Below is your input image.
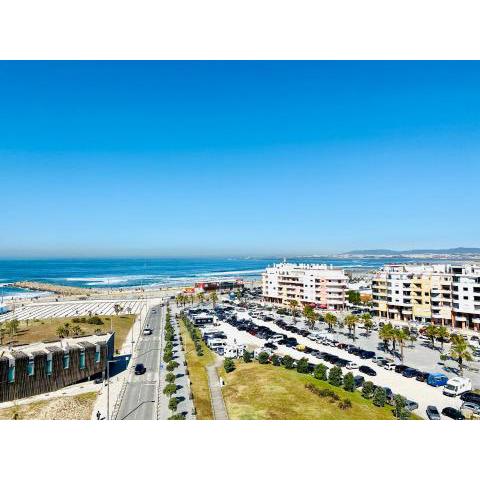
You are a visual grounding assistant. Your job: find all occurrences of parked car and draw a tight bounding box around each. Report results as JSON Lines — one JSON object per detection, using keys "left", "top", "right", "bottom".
{"left": 143, "top": 327, "right": 153, "bottom": 335}
{"left": 346, "top": 362, "right": 359, "bottom": 370}
{"left": 427, "top": 373, "right": 449, "bottom": 387}
{"left": 394, "top": 365, "right": 408, "bottom": 374}
{"left": 460, "top": 391, "right": 480, "bottom": 404}
{"left": 415, "top": 371, "right": 429, "bottom": 382}
{"left": 383, "top": 362, "right": 396, "bottom": 371}
{"left": 264, "top": 342, "right": 278, "bottom": 350}
{"left": 359, "top": 365, "right": 376, "bottom": 376}
{"left": 405, "top": 400, "right": 419, "bottom": 411}
{"left": 426, "top": 405, "right": 441, "bottom": 420}
{"left": 441, "top": 407, "right": 465, "bottom": 420}
{"left": 460, "top": 402, "right": 480, "bottom": 416}
{"left": 354, "top": 375, "right": 365, "bottom": 388}
{"left": 134, "top": 363, "right": 146, "bottom": 375}
{"left": 402, "top": 368, "right": 420, "bottom": 378}
{"left": 443, "top": 377, "right": 472, "bottom": 397}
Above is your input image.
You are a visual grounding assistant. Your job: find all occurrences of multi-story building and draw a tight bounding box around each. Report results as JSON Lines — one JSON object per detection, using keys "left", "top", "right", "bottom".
{"left": 0, "top": 332, "right": 114, "bottom": 403}
{"left": 262, "top": 262, "right": 348, "bottom": 310}
{"left": 372, "top": 264, "right": 480, "bottom": 330}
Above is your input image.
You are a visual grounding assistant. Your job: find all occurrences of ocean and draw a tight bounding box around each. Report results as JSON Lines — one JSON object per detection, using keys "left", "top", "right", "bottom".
{"left": 0, "top": 256, "right": 438, "bottom": 299}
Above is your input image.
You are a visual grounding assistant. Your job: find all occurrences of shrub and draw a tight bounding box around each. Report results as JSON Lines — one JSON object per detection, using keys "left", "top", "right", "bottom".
{"left": 163, "top": 350, "right": 174, "bottom": 363}
{"left": 328, "top": 366, "right": 343, "bottom": 387}
{"left": 168, "top": 413, "right": 186, "bottom": 420}
{"left": 361, "top": 381, "right": 375, "bottom": 399}
{"left": 257, "top": 352, "right": 270, "bottom": 364}
{"left": 243, "top": 350, "right": 253, "bottom": 363}
{"left": 343, "top": 372, "right": 355, "bottom": 392}
{"left": 224, "top": 358, "right": 236, "bottom": 373}
{"left": 168, "top": 397, "right": 179, "bottom": 412}
{"left": 338, "top": 399, "right": 352, "bottom": 410}
{"left": 163, "top": 383, "right": 177, "bottom": 397}
{"left": 393, "top": 394, "right": 410, "bottom": 420}
{"left": 166, "top": 361, "right": 179, "bottom": 372}
{"left": 373, "top": 387, "right": 387, "bottom": 407}
{"left": 296, "top": 357, "right": 310, "bottom": 374}
{"left": 165, "top": 372, "right": 176, "bottom": 383}
{"left": 313, "top": 363, "right": 328, "bottom": 381}
{"left": 282, "top": 355, "right": 295, "bottom": 369}
{"left": 271, "top": 354, "right": 281, "bottom": 366}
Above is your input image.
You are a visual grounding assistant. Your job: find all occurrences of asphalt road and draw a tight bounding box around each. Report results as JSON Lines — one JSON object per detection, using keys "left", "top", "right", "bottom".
{"left": 117, "top": 305, "right": 164, "bottom": 420}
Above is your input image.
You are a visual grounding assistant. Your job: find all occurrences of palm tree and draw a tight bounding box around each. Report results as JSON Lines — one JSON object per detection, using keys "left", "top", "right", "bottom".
{"left": 0, "top": 324, "right": 7, "bottom": 345}
{"left": 449, "top": 335, "right": 474, "bottom": 376}
{"left": 196, "top": 292, "right": 205, "bottom": 304}
{"left": 288, "top": 300, "right": 299, "bottom": 321}
{"left": 424, "top": 324, "right": 438, "bottom": 349}
{"left": 6, "top": 318, "right": 20, "bottom": 339}
{"left": 113, "top": 304, "right": 122, "bottom": 316}
{"left": 435, "top": 326, "right": 450, "bottom": 351}
{"left": 362, "top": 313, "right": 374, "bottom": 335}
{"left": 324, "top": 312, "right": 337, "bottom": 332}
{"left": 56, "top": 325, "right": 68, "bottom": 338}
{"left": 344, "top": 314, "right": 359, "bottom": 341}
{"left": 394, "top": 328, "right": 409, "bottom": 362}
{"left": 209, "top": 291, "right": 218, "bottom": 308}
{"left": 379, "top": 323, "right": 394, "bottom": 350}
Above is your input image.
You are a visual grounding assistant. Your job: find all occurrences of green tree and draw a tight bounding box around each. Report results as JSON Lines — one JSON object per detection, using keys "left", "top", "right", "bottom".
{"left": 165, "top": 372, "right": 176, "bottom": 383}
{"left": 436, "top": 326, "right": 450, "bottom": 351}
{"left": 282, "top": 355, "right": 295, "bottom": 369}
{"left": 243, "top": 350, "right": 253, "bottom": 363}
{"left": 168, "top": 397, "right": 179, "bottom": 412}
{"left": 271, "top": 354, "right": 281, "bottom": 366}
{"left": 224, "top": 357, "right": 236, "bottom": 373}
{"left": 166, "top": 361, "right": 179, "bottom": 372}
{"left": 257, "top": 351, "right": 270, "bottom": 364}
{"left": 372, "top": 387, "right": 387, "bottom": 407}
{"left": 163, "top": 383, "right": 177, "bottom": 397}
{"left": 347, "top": 290, "right": 361, "bottom": 305}
{"left": 361, "top": 381, "right": 375, "bottom": 399}
{"left": 168, "top": 413, "right": 186, "bottom": 420}
{"left": 328, "top": 366, "right": 343, "bottom": 387}
{"left": 313, "top": 363, "right": 328, "bottom": 381}
{"left": 343, "top": 372, "right": 355, "bottom": 392}
{"left": 56, "top": 325, "right": 68, "bottom": 338}
{"left": 296, "top": 357, "right": 310, "bottom": 374}
{"left": 379, "top": 322, "right": 394, "bottom": 350}
{"left": 209, "top": 291, "right": 218, "bottom": 307}
{"left": 449, "top": 334, "right": 474, "bottom": 375}
{"left": 362, "top": 313, "right": 374, "bottom": 334}
{"left": 71, "top": 325, "right": 83, "bottom": 336}
{"left": 394, "top": 328, "right": 409, "bottom": 363}
{"left": 163, "top": 350, "right": 174, "bottom": 363}
{"left": 424, "top": 324, "right": 438, "bottom": 348}
{"left": 288, "top": 299, "right": 299, "bottom": 321}
{"left": 324, "top": 312, "right": 337, "bottom": 332}
{"left": 393, "top": 394, "right": 410, "bottom": 419}
{"left": 345, "top": 314, "right": 359, "bottom": 341}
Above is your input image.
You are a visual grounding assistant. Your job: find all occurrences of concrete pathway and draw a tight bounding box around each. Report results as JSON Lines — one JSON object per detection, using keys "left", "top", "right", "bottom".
{"left": 207, "top": 357, "right": 229, "bottom": 420}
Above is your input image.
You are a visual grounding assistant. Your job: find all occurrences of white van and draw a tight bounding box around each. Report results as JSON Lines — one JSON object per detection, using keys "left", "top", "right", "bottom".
{"left": 443, "top": 377, "right": 472, "bottom": 397}
{"left": 271, "top": 334, "right": 284, "bottom": 343}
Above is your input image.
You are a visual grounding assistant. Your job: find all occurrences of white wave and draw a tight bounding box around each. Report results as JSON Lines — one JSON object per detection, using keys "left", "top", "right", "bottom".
{"left": 193, "top": 269, "right": 264, "bottom": 277}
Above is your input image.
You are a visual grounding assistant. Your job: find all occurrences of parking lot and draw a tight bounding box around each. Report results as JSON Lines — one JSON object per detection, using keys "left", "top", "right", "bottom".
{"left": 206, "top": 299, "right": 480, "bottom": 419}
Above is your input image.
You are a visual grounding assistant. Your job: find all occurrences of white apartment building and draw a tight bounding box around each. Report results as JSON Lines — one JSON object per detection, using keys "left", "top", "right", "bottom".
{"left": 262, "top": 262, "right": 348, "bottom": 310}
{"left": 372, "top": 263, "right": 480, "bottom": 330}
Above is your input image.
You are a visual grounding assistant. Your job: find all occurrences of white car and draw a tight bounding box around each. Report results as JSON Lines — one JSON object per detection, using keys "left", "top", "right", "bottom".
{"left": 383, "top": 362, "right": 396, "bottom": 370}
{"left": 346, "top": 362, "right": 358, "bottom": 370}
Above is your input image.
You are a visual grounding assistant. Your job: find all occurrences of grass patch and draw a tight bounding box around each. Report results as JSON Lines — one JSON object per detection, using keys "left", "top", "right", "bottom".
{"left": 219, "top": 362, "right": 419, "bottom": 420}
{"left": 2, "top": 315, "right": 135, "bottom": 352}
{"left": 179, "top": 318, "right": 216, "bottom": 419}
{"left": 0, "top": 392, "right": 97, "bottom": 420}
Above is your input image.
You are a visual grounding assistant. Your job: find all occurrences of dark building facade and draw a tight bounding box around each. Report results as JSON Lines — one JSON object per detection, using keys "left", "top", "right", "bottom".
{"left": 0, "top": 333, "right": 114, "bottom": 403}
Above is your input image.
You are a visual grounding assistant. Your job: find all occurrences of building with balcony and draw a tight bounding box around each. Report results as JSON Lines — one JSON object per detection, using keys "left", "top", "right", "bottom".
{"left": 262, "top": 262, "right": 348, "bottom": 310}
{"left": 0, "top": 332, "right": 114, "bottom": 403}
{"left": 372, "top": 264, "right": 480, "bottom": 330}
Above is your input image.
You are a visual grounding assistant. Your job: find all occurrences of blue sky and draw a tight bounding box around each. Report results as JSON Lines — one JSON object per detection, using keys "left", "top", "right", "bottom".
{"left": 1, "top": 61, "right": 480, "bottom": 257}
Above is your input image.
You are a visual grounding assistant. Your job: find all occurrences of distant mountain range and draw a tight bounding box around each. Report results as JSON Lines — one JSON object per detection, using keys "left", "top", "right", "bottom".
{"left": 340, "top": 247, "right": 480, "bottom": 257}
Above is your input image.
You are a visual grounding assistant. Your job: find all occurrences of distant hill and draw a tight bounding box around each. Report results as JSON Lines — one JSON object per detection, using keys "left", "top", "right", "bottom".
{"left": 343, "top": 247, "right": 480, "bottom": 256}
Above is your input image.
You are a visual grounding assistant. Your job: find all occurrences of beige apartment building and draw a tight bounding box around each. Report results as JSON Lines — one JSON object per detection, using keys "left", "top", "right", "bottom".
{"left": 262, "top": 262, "right": 348, "bottom": 310}
{"left": 372, "top": 264, "right": 480, "bottom": 330}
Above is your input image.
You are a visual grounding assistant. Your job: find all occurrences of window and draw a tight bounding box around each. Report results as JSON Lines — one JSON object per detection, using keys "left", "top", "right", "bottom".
{"left": 46, "top": 358, "right": 53, "bottom": 376}
{"left": 95, "top": 346, "right": 101, "bottom": 364}
{"left": 63, "top": 354, "right": 70, "bottom": 369}
{"left": 79, "top": 350, "right": 86, "bottom": 369}
{"left": 27, "top": 359, "right": 35, "bottom": 376}
{"left": 7, "top": 365, "right": 15, "bottom": 383}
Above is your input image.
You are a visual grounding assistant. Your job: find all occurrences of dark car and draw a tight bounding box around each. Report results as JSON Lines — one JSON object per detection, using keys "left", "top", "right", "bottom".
{"left": 460, "top": 391, "right": 480, "bottom": 405}
{"left": 359, "top": 351, "right": 376, "bottom": 359}
{"left": 394, "top": 365, "right": 408, "bottom": 374}
{"left": 442, "top": 407, "right": 465, "bottom": 420}
{"left": 402, "top": 368, "right": 420, "bottom": 378}
{"left": 359, "top": 365, "right": 377, "bottom": 376}
{"left": 405, "top": 399, "right": 419, "bottom": 411}
{"left": 134, "top": 363, "right": 146, "bottom": 375}
{"left": 426, "top": 405, "right": 441, "bottom": 420}
{"left": 264, "top": 342, "right": 278, "bottom": 350}
{"left": 354, "top": 375, "right": 365, "bottom": 388}
{"left": 416, "top": 371, "right": 429, "bottom": 382}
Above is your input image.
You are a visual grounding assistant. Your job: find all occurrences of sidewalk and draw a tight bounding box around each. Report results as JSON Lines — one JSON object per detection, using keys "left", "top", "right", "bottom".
{"left": 207, "top": 357, "right": 229, "bottom": 420}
